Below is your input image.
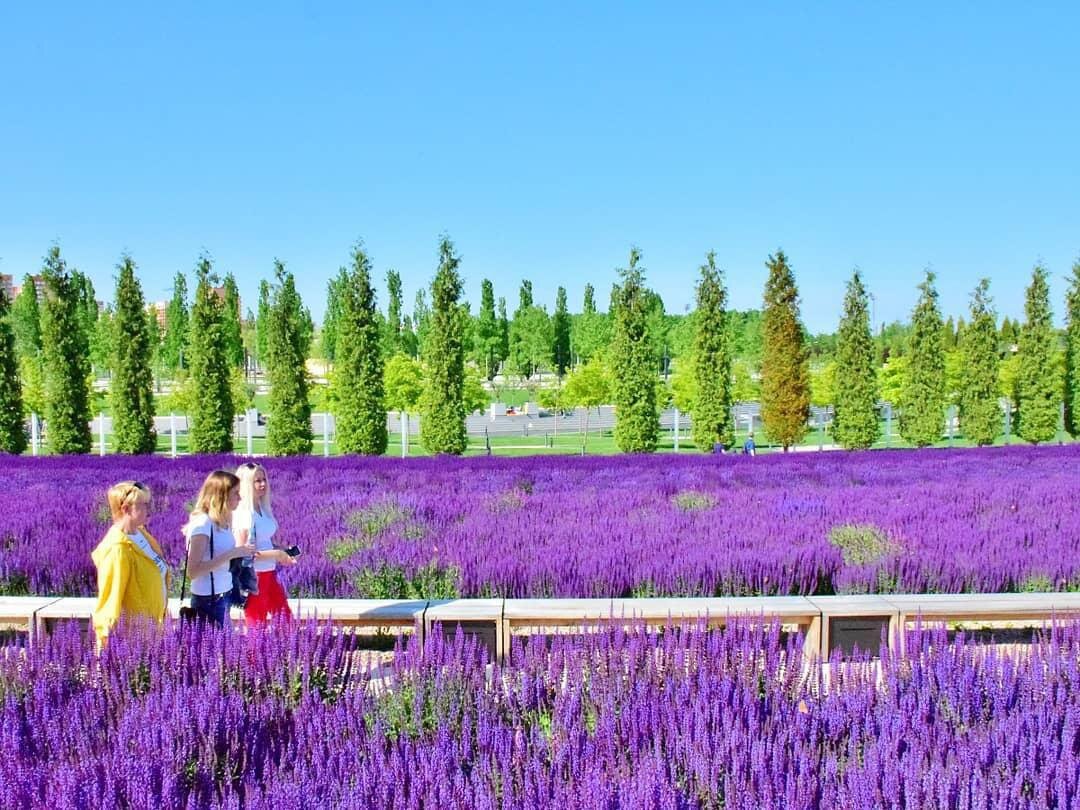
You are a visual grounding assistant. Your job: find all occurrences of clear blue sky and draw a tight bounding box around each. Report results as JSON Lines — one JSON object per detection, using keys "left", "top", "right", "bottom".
{"left": 1, "top": 3, "right": 1077, "bottom": 332}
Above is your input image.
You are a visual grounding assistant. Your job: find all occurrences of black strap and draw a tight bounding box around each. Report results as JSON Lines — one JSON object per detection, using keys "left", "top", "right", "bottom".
{"left": 209, "top": 524, "right": 216, "bottom": 595}
{"left": 180, "top": 522, "right": 216, "bottom": 599}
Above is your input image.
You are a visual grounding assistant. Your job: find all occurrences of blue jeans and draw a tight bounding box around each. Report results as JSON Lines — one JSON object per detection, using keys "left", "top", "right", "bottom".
{"left": 189, "top": 593, "right": 230, "bottom": 628}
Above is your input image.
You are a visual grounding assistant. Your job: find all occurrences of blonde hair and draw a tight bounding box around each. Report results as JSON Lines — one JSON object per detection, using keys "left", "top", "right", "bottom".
{"left": 183, "top": 470, "right": 240, "bottom": 534}
{"left": 107, "top": 480, "right": 151, "bottom": 521}
{"left": 235, "top": 462, "right": 274, "bottom": 521}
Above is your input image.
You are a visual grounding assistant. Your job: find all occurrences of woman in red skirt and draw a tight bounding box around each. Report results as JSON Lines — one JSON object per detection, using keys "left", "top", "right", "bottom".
{"left": 233, "top": 462, "right": 297, "bottom": 625}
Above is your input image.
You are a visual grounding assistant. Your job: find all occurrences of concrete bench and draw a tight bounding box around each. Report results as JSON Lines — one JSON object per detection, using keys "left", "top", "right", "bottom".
{"left": 290, "top": 598, "right": 427, "bottom": 632}
{"left": 502, "top": 596, "right": 822, "bottom": 662}
{"left": 807, "top": 596, "right": 901, "bottom": 658}
{"left": 425, "top": 599, "right": 504, "bottom": 660}
{"left": 0, "top": 597, "right": 62, "bottom": 641}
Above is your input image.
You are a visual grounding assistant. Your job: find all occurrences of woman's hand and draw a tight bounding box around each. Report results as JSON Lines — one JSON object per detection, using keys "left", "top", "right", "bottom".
{"left": 275, "top": 549, "right": 298, "bottom": 566}
{"left": 232, "top": 541, "right": 256, "bottom": 560}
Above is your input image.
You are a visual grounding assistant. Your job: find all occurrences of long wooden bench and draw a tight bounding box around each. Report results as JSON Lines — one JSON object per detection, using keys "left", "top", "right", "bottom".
{"left": 290, "top": 598, "right": 427, "bottom": 632}
{"left": 0, "top": 596, "right": 62, "bottom": 641}
{"left": 807, "top": 595, "right": 901, "bottom": 658}
{"left": 425, "top": 599, "right": 504, "bottom": 660}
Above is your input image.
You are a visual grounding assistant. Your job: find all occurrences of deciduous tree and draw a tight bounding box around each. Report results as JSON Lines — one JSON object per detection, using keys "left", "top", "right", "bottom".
{"left": 760, "top": 249, "right": 810, "bottom": 450}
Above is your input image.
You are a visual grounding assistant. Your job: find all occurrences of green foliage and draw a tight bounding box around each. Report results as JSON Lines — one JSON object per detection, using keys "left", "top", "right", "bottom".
{"left": 552, "top": 286, "right": 571, "bottom": 378}
{"left": 669, "top": 363, "right": 695, "bottom": 413}
{"left": 40, "top": 247, "right": 92, "bottom": 454}
{"left": 161, "top": 272, "right": 189, "bottom": 374}
{"left": 828, "top": 524, "right": 900, "bottom": 566}
{"left": 18, "top": 355, "right": 45, "bottom": 418}
{"left": 462, "top": 366, "right": 489, "bottom": 415}
{"left": 220, "top": 273, "right": 245, "bottom": 368}
{"left": 353, "top": 562, "right": 460, "bottom": 600}
{"left": 9, "top": 275, "right": 42, "bottom": 360}
{"left": 320, "top": 269, "right": 348, "bottom": 363}
{"left": 833, "top": 269, "right": 879, "bottom": 449}
{"left": 672, "top": 491, "right": 716, "bottom": 512}
{"left": 334, "top": 244, "right": 387, "bottom": 455}
{"left": 610, "top": 248, "right": 659, "bottom": 453}
{"left": 266, "top": 261, "right": 313, "bottom": 455}
{"left": 1017, "top": 264, "right": 1059, "bottom": 444}
{"left": 1064, "top": 259, "right": 1080, "bottom": 438}
{"left": 420, "top": 236, "right": 467, "bottom": 455}
{"left": 383, "top": 354, "right": 425, "bottom": 414}
{"left": 509, "top": 281, "right": 552, "bottom": 381}
{"left": 89, "top": 306, "right": 114, "bottom": 377}
{"left": 571, "top": 284, "right": 610, "bottom": 366}
{"left": 110, "top": 256, "right": 157, "bottom": 454}
{"left": 760, "top": 249, "right": 810, "bottom": 449}
{"left": 471, "top": 279, "right": 502, "bottom": 380}
{"left": 690, "top": 251, "right": 734, "bottom": 452}
{"left": 731, "top": 359, "right": 760, "bottom": 403}
{"left": 900, "top": 271, "right": 946, "bottom": 447}
{"left": 959, "top": 279, "right": 1001, "bottom": 446}
{"left": 412, "top": 289, "right": 431, "bottom": 359}
{"left": 255, "top": 280, "right": 271, "bottom": 367}
{"left": 0, "top": 289, "right": 27, "bottom": 453}
{"left": 809, "top": 362, "right": 837, "bottom": 408}
{"left": 187, "top": 257, "right": 235, "bottom": 453}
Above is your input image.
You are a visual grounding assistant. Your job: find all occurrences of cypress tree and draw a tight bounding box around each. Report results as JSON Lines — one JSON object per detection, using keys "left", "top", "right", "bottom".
{"left": 0, "top": 288, "right": 27, "bottom": 454}
{"left": 1016, "top": 264, "right": 1058, "bottom": 444}
{"left": 413, "top": 290, "right": 431, "bottom": 359}
{"left": 266, "top": 260, "right": 313, "bottom": 455}
{"left": 334, "top": 244, "right": 387, "bottom": 455}
{"left": 188, "top": 257, "right": 234, "bottom": 452}
{"left": 110, "top": 255, "right": 157, "bottom": 453}
{"left": 552, "top": 286, "right": 571, "bottom": 379}
{"left": 321, "top": 268, "right": 348, "bottom": 363}
{"left": 255, "top": 280, "right": 271, "bottom": 369}
{"left": 10, "top": 275, "right": 42, "bottom": 360}
{"left": 221, "top": 273, "right": 245, "bottom": 368}
{"left": 900, "top": 271, "right": 946, "bottom": 447}
{"left": 40, "top": 246, "right": 92, "bottom": 454}
{"left": 420, "top": 236, "right": 467, "bottom": 455}
{"left": 611, "top": 248, "right": 659, "bottom": 453}
{"left": 1064, "top": 259, "right": 1080, "bottom": 438}
{"left": 760, "top": 249, "right": 810, "bottom": 450}
{"left": 959, "top": 279, "right": 1000, "bottom": 446}
{"left": 384, "top": 269, "right": 404, "bottom": 357}
{"left": 474, "top": 279, "right": 501, "bottom": 380}
{"left": 497, "top": 297, "right": 510, "bottom": 371}
{"left": 162, "top": 272, "right": 189, "bottom": 374}
{"left": 833, "top": 269, "right": 879, "bottom": 449}
{"left": 690, "top": 251, "right": 733, "bottom": 452}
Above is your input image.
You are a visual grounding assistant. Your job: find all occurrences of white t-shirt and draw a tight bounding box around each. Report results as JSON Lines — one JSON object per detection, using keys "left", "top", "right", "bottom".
{"left": 185, "top": 514, "right": 236, "bottom": 596}
{"left": 233, "top": 505, "right": 279, "bottom": 573}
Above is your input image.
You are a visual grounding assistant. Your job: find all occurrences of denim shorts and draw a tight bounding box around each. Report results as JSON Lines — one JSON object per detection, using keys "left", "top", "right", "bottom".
{"left": 189, "top": 593, "right": 230, "bottom": 628}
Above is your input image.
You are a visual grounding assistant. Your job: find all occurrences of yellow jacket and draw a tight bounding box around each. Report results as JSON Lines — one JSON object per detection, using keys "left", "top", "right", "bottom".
{"left": 91, "top": 524, "right": 170, "bottom": 646}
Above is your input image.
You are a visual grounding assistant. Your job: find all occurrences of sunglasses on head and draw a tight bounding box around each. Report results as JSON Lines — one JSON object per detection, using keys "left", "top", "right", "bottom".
{"left": 242, "top": 462, "right": 258, "bottom": 470}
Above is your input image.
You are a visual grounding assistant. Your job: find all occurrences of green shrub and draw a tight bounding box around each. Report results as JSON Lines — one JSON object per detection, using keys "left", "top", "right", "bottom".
{"left": 828, "top": 524, "right": 900, "bottom": 566}
{"left": 353, "top": 562, "right": 460, "bottom": 600}
{"left": 672, "top": 491, "right": 716, "bottom": 512}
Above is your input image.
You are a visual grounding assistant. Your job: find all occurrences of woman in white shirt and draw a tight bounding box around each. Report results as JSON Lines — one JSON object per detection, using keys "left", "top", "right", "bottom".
{"left": 183, "top": 470, "right": 256, "bottom": 627}
{"left": 233, "top": 462, "right": 297, "bottom": 625}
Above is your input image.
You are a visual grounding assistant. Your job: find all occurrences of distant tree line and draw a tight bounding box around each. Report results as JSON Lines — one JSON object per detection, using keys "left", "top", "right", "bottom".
{"left": 2, "top": 240, "right": 1079, "bottom": 456}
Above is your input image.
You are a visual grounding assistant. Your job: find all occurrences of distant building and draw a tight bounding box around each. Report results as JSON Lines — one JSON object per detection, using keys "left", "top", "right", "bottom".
{"left": 0, "top": 274, "right": 13, "bottom": 301}
{"left": 150, "top": 301, "right": 168, "bottom": 330}
{"left": 11, "top": 274, "right": 46, "bottom": 302}
{"left": 210, "top": 285, "right": 241, "bottom": 318}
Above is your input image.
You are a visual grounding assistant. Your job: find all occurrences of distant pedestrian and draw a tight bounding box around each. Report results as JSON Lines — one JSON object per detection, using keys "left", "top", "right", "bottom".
{"left": 743, "top": 433, "right": 757, "bottom": 456}
{"left": 92, "top": 480, "right": 170, "bottom": 648}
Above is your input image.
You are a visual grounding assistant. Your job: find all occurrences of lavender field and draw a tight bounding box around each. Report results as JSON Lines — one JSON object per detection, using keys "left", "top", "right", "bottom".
{"left": 2, "top": 619, "right": 1078, "bottom": 808}
{"left": 2, "top": 446, "right": 1079, "bottom": 599}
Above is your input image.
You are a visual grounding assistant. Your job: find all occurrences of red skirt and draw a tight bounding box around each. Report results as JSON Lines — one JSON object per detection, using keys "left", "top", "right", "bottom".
{"left": 244, "top": 570, "right": 293, "bottom": 626}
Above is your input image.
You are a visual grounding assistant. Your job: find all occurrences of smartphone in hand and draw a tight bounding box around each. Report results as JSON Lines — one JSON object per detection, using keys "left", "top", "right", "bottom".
{"left": 284, "top": 545, "right": 302, "bottom": 558}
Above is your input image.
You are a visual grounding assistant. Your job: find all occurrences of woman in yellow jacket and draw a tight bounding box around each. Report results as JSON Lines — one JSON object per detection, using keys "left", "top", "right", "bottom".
{"left": 91, "top": 481, "right": 170, "bottom": 647}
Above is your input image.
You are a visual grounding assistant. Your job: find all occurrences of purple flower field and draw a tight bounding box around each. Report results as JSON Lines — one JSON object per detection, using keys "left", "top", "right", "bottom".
{"left": 2, "top": 445, "right": 1079, "bottom": 599}
{"left": 2, "top": 619, "right": 1078, "bottom": 808}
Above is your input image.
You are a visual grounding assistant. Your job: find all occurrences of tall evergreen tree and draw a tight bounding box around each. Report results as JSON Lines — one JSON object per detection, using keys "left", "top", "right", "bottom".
{"left": 420, "top": 236, "right": 467, "bottom": 455}
{"left": 321, "top": 268, "right": 348, "bottom": 363}
{"left": 833, "top": 269, "right": 879, "bottom": 449}
{"left": 384, "top": 269, "right": 404, "bottom": 357}
{"left": 1065, "top": 259, "right": 1080, "bottom": 438}
{"left": 497, "top": 297, "right": 510, "bottom": 369}
{"left": 1016, "top": 264, "right": 1058, "bottom": 444}
{"left": 958, "top": 279, "right": 1000, "bottom": 446}
{"left": 266, "top": 261, "right": 313, "bottom": 455}
{"left": 611, "top": 248, "right": 659, "bottom": 453}
{"left": 334, "top": 244, "right": 387, "bottom": 455}
{"left": 10, "top": 275, "right": 42, "bottom": 360}
{"left": 255, "top": 279, "right": 271, "bottom": 369}
{"left": 900, "top": 271, "right": 946, "bottom": 447}
{"left": 110, "top": 256, "right": 156, "bottom": 454}
{"left": 413, "top": 290, "right": 432, "bottom": 359}
{"left": 188, "top": 257, "right": 234, "bottom": 452}
{"left": 0, "top": 288, "right": 27, "bottom": 454}
{"left": 40, "top": 246, "right": 92, "bottom": 454}
{"left": 221, "top": 273, "right": 245, "bottom": 368}
{"left": 760, "top": 249, "right": 810, "bottom": 450}
{"left": 572, "top": 283, "right": 609, "bottom": 365}
{"left": 71, "top": 271, "right": 98, "bottom": 348}
{"left": 690, "top": 251, "right": 733, "bottom": 452}
{"left": 474, "top": 279, "right": 501, "bottom": 380}
{"left": 552, "top": 286, "right": 571, "bottom": 379}
{"left": 583, "top": 284, "right": 596, "bottom": 315}
{"left": 161, "top": 272, "right": 189, "bottom": 374}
